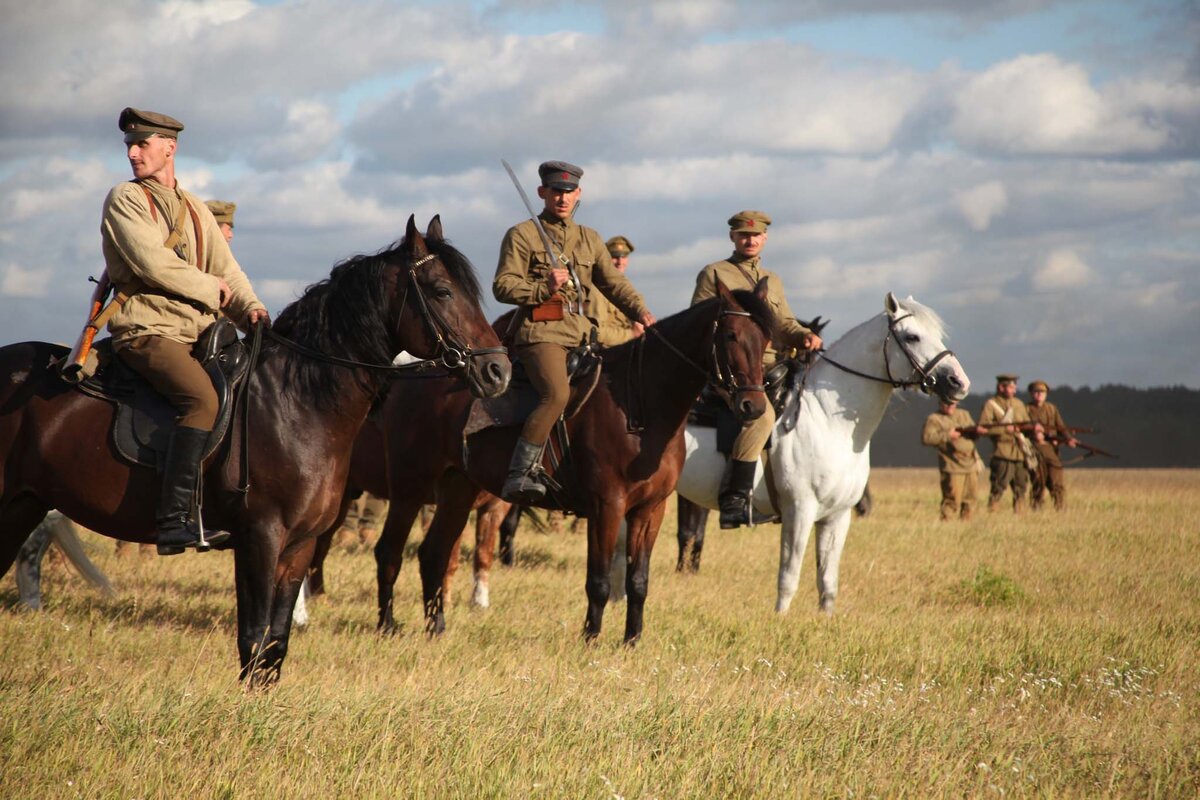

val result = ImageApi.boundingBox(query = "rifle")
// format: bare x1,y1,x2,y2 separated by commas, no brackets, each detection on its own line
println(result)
62,273,116,383
1048,437,1118,461
974,421,1097,434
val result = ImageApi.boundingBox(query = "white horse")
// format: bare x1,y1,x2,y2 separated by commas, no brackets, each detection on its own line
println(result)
674,292,970,613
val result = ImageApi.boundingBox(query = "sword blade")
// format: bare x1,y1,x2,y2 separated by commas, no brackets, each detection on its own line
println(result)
501,158,580,310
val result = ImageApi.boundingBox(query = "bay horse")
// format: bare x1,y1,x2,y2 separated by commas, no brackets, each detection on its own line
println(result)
301,281,772,641
0,215,509,685
674,293,969,614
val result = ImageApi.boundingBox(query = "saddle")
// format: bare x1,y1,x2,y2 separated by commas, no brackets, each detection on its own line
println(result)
463,340,603,438
74,318,251,469
687,356,812,455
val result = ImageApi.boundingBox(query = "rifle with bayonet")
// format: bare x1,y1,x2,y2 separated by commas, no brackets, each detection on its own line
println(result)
500,159,583,317
954,422,1096,438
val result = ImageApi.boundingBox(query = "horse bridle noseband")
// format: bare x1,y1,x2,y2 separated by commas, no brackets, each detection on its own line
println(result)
818,312,953,394
266,252,506,374
647,307,765,398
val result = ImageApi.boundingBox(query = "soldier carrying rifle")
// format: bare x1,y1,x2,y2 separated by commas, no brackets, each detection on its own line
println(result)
977,374,1042,514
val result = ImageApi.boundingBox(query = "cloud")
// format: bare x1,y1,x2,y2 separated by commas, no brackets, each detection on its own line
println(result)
954,180,1008,231
1031,248,1094,292
2,263,53,298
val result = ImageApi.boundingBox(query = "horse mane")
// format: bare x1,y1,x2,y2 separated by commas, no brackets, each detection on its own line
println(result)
270,236,482,410
894,295,947,342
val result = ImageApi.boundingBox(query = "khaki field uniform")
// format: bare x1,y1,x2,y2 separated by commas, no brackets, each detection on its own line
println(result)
103,179,264,429
922,407,979,520
494,212,648,444
691,255,811,461
586,290,639,347
1028,401,1070,510
979,394,1032,512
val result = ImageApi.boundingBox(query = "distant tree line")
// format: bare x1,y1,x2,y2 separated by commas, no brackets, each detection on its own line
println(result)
869,385,1200,468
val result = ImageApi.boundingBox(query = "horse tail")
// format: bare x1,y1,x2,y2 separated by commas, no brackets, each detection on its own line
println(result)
50,514,116,597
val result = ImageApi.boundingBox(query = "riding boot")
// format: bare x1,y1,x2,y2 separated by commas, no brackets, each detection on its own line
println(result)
15,523,54,610
500,438,547,504
156,426,230,556
718,459,758,529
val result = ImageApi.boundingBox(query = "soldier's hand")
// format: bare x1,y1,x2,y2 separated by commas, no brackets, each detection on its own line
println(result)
975,426,988,437
548,268,570,293
1067,437,1078,448
248,308,271,327
217,278,233,308
949,429,961,441
801,332,823,351
638,310,656,328
632,322,645,337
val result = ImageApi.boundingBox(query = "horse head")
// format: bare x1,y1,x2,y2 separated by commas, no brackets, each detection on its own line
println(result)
395,214,510,398
715,277,773,422
882,292,969,402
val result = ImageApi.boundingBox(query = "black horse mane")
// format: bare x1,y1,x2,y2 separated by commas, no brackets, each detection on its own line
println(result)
270,236,482,410
601,288,778,366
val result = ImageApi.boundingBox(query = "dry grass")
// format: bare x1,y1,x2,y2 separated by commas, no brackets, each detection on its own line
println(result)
2,468,1198,798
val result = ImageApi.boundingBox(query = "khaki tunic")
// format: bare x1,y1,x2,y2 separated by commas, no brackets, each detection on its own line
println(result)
1027,401,1069,467
101,179,264,349
586,289,639,347
493,212,648,348
690,255,810,366
921,407,978,474
978,395,1032,462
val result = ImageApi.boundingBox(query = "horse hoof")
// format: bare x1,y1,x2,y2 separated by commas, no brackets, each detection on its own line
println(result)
471,585,490,608
820,597,836,615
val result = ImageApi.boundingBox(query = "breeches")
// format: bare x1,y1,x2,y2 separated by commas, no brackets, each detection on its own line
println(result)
117,335,217,431
989,458,1029,504
1032,461,1066,508
731,402,776,462
518,342,570,445
939,470,977,520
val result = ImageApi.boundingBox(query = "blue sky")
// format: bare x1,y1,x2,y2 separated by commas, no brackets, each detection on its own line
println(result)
1,0,1197,388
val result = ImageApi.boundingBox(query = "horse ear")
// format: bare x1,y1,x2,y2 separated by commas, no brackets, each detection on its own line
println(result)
754,276,769,302
425,214,444,242
885,291,899,316
715,277,736,306
404,214,428,255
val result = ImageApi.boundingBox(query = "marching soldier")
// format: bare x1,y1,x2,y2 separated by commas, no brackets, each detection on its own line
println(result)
921,399,979,521
691,210,822,529
493,160,655,503
103,107,269,554
205,200,236,243
1026,380,1077,511
977,374,1038,513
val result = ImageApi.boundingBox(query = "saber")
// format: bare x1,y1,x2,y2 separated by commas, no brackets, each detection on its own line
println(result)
501,159,582,314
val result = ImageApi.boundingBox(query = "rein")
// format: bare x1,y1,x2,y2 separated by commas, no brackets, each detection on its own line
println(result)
817,312,953,394
646,308,765,397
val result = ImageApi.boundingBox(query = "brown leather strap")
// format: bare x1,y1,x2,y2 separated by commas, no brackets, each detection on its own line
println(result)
139,183,202,267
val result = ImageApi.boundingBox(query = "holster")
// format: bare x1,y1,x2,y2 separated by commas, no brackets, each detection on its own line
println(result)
530,296,565,322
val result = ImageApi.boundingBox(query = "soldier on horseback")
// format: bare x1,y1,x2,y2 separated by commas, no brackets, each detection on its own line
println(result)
103,107,269,554
692,211,823,529
493,160,655,503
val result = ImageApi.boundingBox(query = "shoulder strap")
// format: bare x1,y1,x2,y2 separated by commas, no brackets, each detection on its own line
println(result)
138,183,201,267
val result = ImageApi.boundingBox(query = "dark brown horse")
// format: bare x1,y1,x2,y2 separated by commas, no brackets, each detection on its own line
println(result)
0,215,509,685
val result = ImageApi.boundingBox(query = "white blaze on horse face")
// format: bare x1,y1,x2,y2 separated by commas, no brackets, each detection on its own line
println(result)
9,369,29,385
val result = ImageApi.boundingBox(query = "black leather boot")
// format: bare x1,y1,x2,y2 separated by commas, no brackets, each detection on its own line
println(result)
156,426,230,556
500,438,548,504
718,459,759,529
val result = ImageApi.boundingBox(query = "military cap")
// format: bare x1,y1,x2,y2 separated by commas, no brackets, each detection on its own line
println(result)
538,160,583,191
205,200,236,227
606,236,635,257
996,373,1019,384
119,107,184,143
1028,380,1049,393
728,210,771,233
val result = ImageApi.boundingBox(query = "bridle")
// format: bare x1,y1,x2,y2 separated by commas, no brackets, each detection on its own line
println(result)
818,312,953,394
647,305,766,399
266,251,506,374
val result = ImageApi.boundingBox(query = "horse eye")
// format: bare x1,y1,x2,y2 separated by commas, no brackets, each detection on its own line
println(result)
434,287,453,300
904,333,920,343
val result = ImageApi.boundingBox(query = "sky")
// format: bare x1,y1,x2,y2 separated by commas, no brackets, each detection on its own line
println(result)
1,0,1198,389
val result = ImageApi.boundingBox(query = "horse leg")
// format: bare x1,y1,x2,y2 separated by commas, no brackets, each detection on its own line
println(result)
292,578,309,629
583,500,624,641
0,494,50,583
622,499,667,645
814,509,853,614
253,536,318,685
472,497,509,609
374,497,424,634
497,502,521,566
776,501,816,614
233,526,283,686
14,514,54,609
417,472,476,635
609,521,627,603
690,505,709,572
675,495,708,573
306,528,334,597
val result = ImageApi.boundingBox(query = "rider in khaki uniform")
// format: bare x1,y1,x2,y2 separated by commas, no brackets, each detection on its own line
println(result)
1026,380,1076,511
205,200,236,244
584,236,643,348
922,400,979,521
494,161,655,502
103,107,268,554
977,374,1038,513
691,210,822,528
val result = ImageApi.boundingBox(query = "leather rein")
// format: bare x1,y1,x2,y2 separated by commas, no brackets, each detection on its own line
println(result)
264,252,506,375
817,312,953,394
646,307,766,398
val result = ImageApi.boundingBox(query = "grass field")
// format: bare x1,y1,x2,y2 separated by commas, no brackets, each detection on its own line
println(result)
2,468,1197,798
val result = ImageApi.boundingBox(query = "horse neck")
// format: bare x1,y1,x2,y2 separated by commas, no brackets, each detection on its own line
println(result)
632,304,719,426
806,313,897,439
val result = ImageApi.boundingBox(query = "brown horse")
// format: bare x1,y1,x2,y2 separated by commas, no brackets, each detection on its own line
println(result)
0,215,509,685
